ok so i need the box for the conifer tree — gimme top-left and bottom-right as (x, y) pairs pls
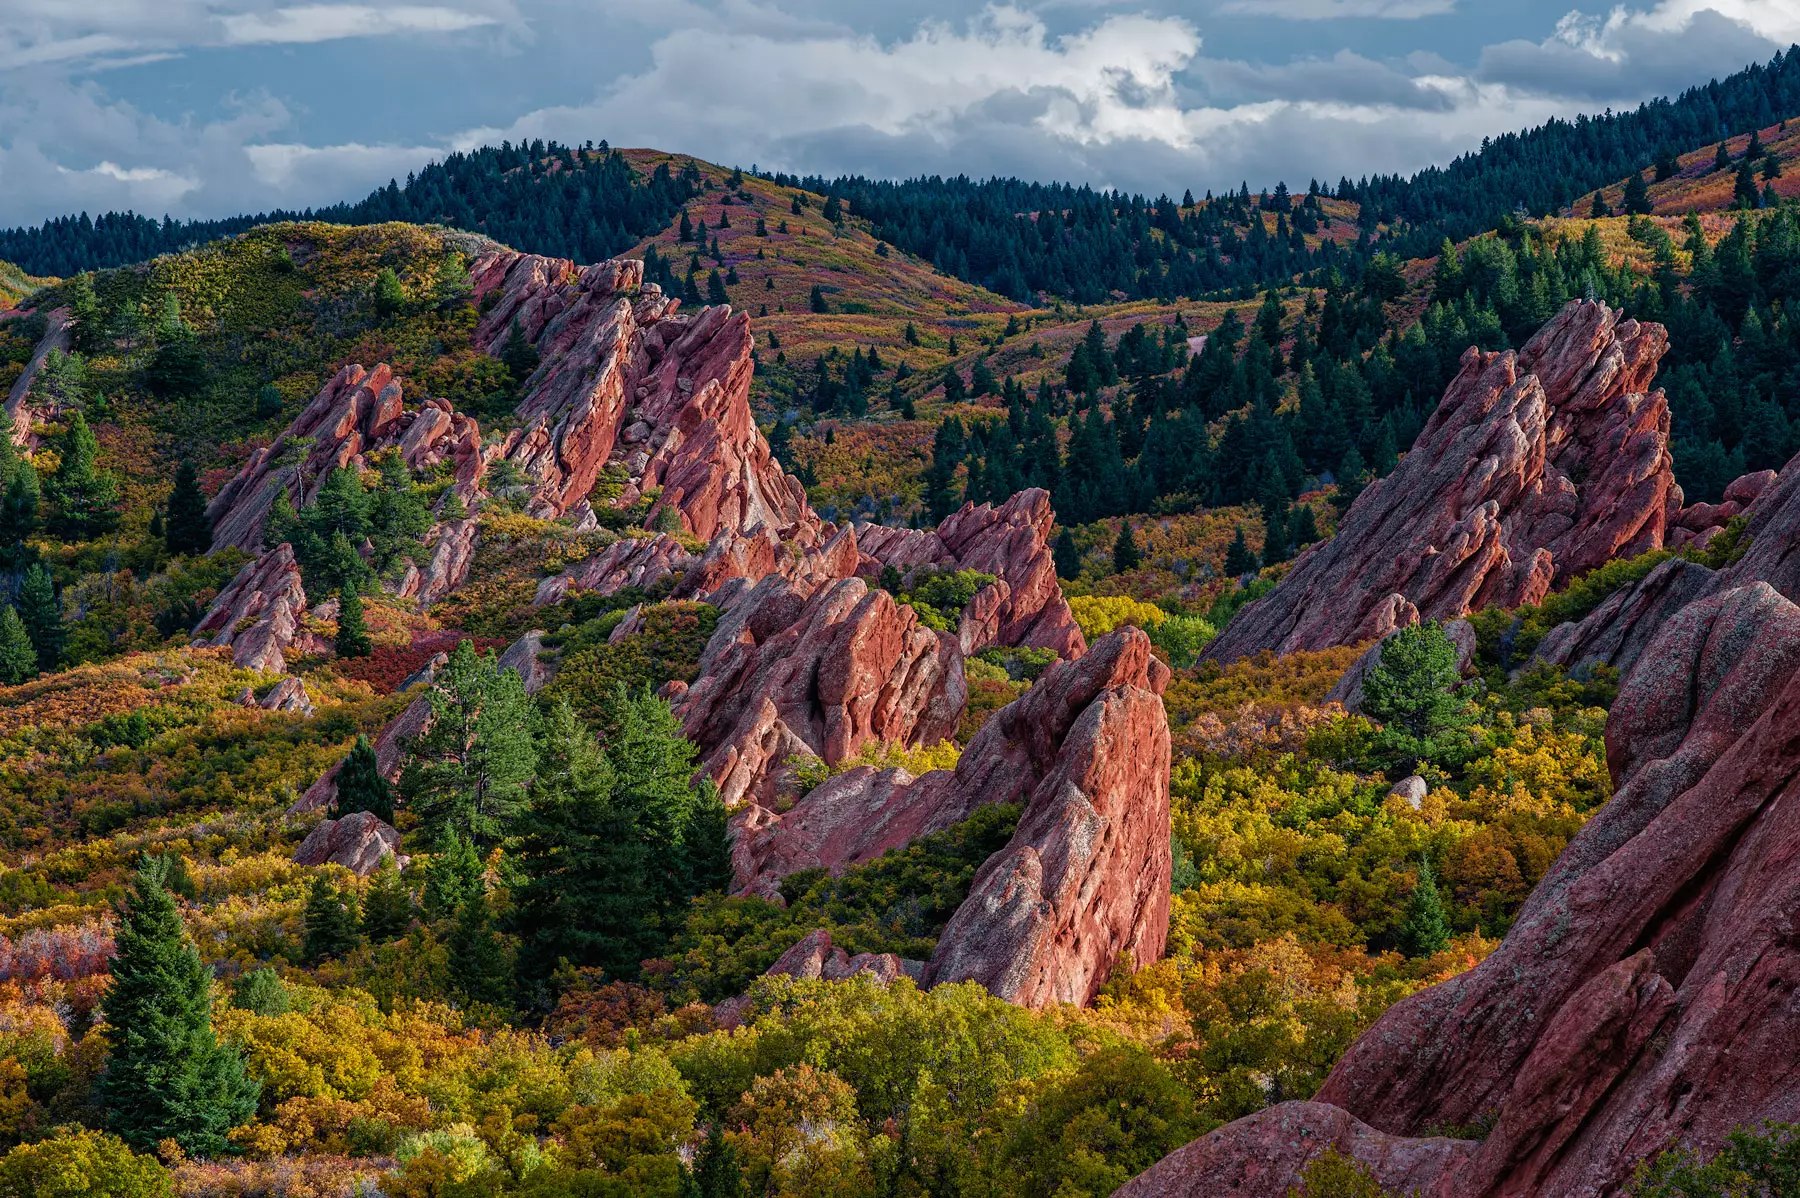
(1291, 503), (1321, 548)
(809, 285), (829, 314)
(707, 270), (729, 305)
(1397, 858), (1451, 958)
(1334, 446), (1369, 517)
(100, 858), (259, 1155)
(0, 606), (35, 685)
(1621, 169), (1653, 216)
(333, 734), (393, 822)
(335, 581), (371, 660)
(1053, 526), (1081, 580)
(693, 1121), (747, 1198)
(361, 856), (415, 941)
(1261, 505), (1292, 565)
(1736, 158), (1762, 208)
(44, 410), (118, 539)
(16, 564), (61, 674)
(422, 832), (484, 921)
(1223, 527), (1259, 577)
(145, 294), (205, 399)
(499, 319), (540, 390)
(400, 641), (539, 851)
(164, 459), (212, 556)
(373, 267), (405, 318)
(301, 875), (362, 965)
(232, 968), (290, 1016)
(1715, 141), (1734, 173)
(447, 889), (511, 1009)
(1113, 522), (1141, 574)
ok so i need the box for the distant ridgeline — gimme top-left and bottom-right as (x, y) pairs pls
(0, 141), (699, 278)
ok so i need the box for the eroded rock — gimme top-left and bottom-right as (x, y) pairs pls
(190, 544), (316, 674)
(292, 811), (405, 876)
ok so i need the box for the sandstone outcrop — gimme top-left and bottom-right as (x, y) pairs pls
(258, 676), (315, 715)
(534, 534), (698, 606)
(1145, 579), (1800, 1195)
(292, 811), (404, 876)
(470, 250), (816, 541)
(3, 306), (71, 447)
(1206, 301), (1680, 662)
(191, 544), (317, 674)
(1530, 556), (1718, 677)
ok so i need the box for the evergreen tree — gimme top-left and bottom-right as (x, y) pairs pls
(1654, 150), (1681, 181)
(1589, 192), (1610, 219)
(706, 269), (729, 305)
(499, 319), (540, 389)
(1397, 859), (1451, 958)
(1715, 140), (1735, 172)
(809, 285), (829, 314)
(1112, 522), (1141, 574)
(0, 606), (34, 685)
(100, 858), (259, 1155)
(941, 366), (966, 404)
(1261, 505), (1292, 565)
(361, 856), (414, 941)
(16, 564), (61, 675)
(447, 889), (512, 1009)
(335, 581), (372, 659)
(44, 410), (118, 539)
(164, 459), (212, 556)
(0, 466), (37, 567)
(1361, 622), (1476, 771)
(255, 384), (283, 420)
(1736, 158), (1763, 208)
(692, 1121), (747, 1198)
(231, 968), (290, 1016)
(399, 641), (540, 851)
(1291, 503), (1321, 548)
(373, 267), (406, 318)
(1053, 526), (1081, 580)
(1223, 527), (1259, 577)
(145, 294), (206, 399)
(333, 734), (393, 823)
(301, 875), (362, 965)
(1622, 169), (1654, 216)
(422, 832), (484, 921)
(1333, 446), (1368, 517)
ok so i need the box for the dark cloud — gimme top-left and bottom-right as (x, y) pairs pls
(1478, 9), (1778, 102)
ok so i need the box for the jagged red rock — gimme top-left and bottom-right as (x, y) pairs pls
(1206, 301), (1680, 661)
(190, 544), (317, 674)
(292, 811), (405, 876)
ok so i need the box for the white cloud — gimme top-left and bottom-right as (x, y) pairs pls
(220, 5), (500, 45)
(1218, 0), (1457, 18)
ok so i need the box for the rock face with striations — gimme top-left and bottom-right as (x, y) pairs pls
(293, 811), (405, 876)
(1206, 301), (1681, 662)
(1130, 579), (1800, 1195)
(191, 544), (318, 674)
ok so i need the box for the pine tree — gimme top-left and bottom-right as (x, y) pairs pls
(1589, 192), (1610, 219)
(301, 875), (362, 965)
(1261, 504), (1292, 565)
(400, 641), (540, 851)
(1112, 522), (1141, 574)
(447, 889), (511, 1009)
(499, 319), (540, 390)
(684, 778), (733, 897)
(1736, 158), (1762, 209)
(333, 734), (394, 822)
(16, 564), (61, 674)
(1397, 858), (1451, 958)
(1621, 169), (1653, 216)
(100, 858), (259, 1155)
(1715, 141), (1734, 173)
(809, 285), (829, 314)
(706, 270), (729, 305)
(44, 410), (118, 539)
(693, 1121), (747, 1198)
(1053, 526), (1081, 580)
(164, 459), (212, 556)
(373, 267), (405, 318)
(335, 581), (372, 659)
(1334, 446), (1368, 516)
(422, 832), (484, 921)
(1224, 527), (1259, 577)
(1291, 503), (1321, 548)
(361, 856), (414, 941)
(145, 294), (206, 399)
(0, 606), (35, 685)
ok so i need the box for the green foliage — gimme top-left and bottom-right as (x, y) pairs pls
(231, 968), (291, 1017)
(1149, 613), (1218, 669)
(1360, 623), (1476, 773)
(163, 460), (212, 557)
(447, 888), (513, 1010)
(1053, 526), (1081, 580)
(99, 857), (259, 1155)
(1396, 859), (1451, 958)
(44, 410), (119, 540)
(16, 565), (62, 675)
(1473, 549), (1675, 668)
(1224, 528), (1259, 577)
(1113, 522), (1142, 574)
(334, 733), (394, 822)
(400, 640), (541, 852)
(301, 874), (363, 965)
(269, 460), (431, 594)
(542, 603), (719, 727)
(0, 608), (34, 685)
(0, 1129), (171, 1198)
(898, 569), (996, 633)
(373, 267), (406, 318)
(335, 582), (372, 660)
(1288, 1149), (1398, 1198)
(499, 318), (540, 392)
(1628, 1122), (1800, 1197)
(362, 855), (416, 941)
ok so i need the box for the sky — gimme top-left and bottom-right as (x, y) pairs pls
(1, 0), (1797, 228)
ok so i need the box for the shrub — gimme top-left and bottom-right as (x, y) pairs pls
(1068, 594), (1167, 640)
(0, 1128), (171, 1198)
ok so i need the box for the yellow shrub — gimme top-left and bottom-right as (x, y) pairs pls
(1067, 595), (1166, 640)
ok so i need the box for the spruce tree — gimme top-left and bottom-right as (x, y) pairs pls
(1261, 505), (1292, 565)
(16, 565), (61, 674)
(1397, 858), (1451, 958)
(334, 734), (394, 822)
(1333, 446), (1368, 517)
(255, 384), (283, 420)
(361, 856), (414, 941)
(164, 459), (212, 557)
(1621, 170), (1653, 216)
(499, 319), (540, 390)
(809, 285), (829, 314)
(693, 1121), (747, 1198)
(373, 268), (405, 318)
(1291, 503), (1321, 548)
(400, 641), (539, 851)
(1113, 522), (1141, 574)
(447, 889), (512, 1009)
(684, 778), (733, 898)
(100, 858), (259, 1155)
(1224, 527), (1258, 577)
(1715, 141), (1734, 173)
(706, 270), (729, 305)
(335, 581), (371, 660)
(1736, 158), (1762, 209)
(145, 295), (206, 399)
(44, 410), (118, 539)
(232, 967), (290, 1016)
(301, 875), (362, 965)
(0, 606), (34, 685)
(1053, 526), (1081, 580)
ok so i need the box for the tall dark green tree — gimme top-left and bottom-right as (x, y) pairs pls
(400, 642), (540, 851)
(99, 858), (259, 1155)
(335, 581), (371, 659)
(0, 606), (35, 685)
(164, 460), (212, 557)
(44, 410), (118, 539)
(361, 857), (415, 941)
(333, 734), (393, 822)
(1622, 169), (1654, 215)
(16, 564), (62, 674)
(301, 875), (362, 965)
(1223, 528), (1258, 577)
(373, 267), (406, 318)
(145, 294), (206, 399)
(1113, 522), (1142, 574)
(692, 1121), (747, 1198)
(1361, 622), (1476, 772)
(1053, 526), (1081, 580)
(499, 318), (541, 390)
(447, 889), (512, 1009)
(1397, 858), (1451, 958)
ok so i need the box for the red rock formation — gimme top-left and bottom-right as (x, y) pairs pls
(190, 544), (318, 673)
(2, 306), (71, 448)
(534, 534), (699, 605)
(857, 490), (1086, 658)
(292, 811), (404, 876)
(470, 250), (816, 541)
(1206, 301), (1681, 661)
(1144, 580), (1800, 1195)
(258, 676), (315, 715)
(927, 628), (1171, 1008)
(1531, 556), (1717, 676)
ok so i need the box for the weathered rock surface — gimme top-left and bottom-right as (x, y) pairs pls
(1157, 579), (1800, 1196)
(3, 306), (71, 447)
(1207, 301), (1681, 661)
(292, 811), (404, 876)
(1326, 619), (1475, 714)
(470, 251), (815, 540)
(1530, 556), (1718, 677)
(534, 534), (699, 606)
(258, 676), (315, 715)
(191, 544), (317, 674)
(857, 490), (1086, 658)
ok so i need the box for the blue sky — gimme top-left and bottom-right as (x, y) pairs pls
(1, 0), (1795, 227)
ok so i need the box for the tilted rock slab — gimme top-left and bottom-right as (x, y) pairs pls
(293, 810), (405, 877)
(1206, 301), (1680, 662)
(1144, 581), (1800, 1195)
(191, 543), (316, 674)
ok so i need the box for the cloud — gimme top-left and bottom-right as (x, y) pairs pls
(1217, 0), (1457, 18)
(220, 5), (501, 45)
(1480, 3), (1782, 101)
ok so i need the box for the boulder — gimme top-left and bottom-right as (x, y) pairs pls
(258, 676), (315, 715)
(190, 544), (314, 674)
(1388, 775), (1428, 810)
(1206, 301), (1680, 662)
(1326, 619), (1475, 714)
(534, 534), (698, 606)
(764, 929), (925, 986)
(1159, 580), (1800, 1195)
(1530, 556), (1717, 677)
(292, 811), (404, 876)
